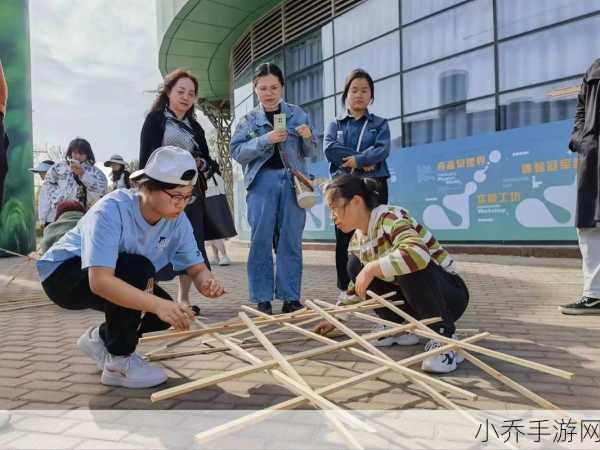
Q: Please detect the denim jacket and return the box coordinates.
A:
[324,111,390,179]
[230,102,317,188]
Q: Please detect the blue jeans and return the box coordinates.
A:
[246,168,306,303]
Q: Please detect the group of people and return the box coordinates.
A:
[0,53,597,395]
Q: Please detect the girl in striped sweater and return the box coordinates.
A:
[314,175,470,374]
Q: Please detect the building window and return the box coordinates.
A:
[286,64,323,105]
[499,78,580,130]
[402,0,493,69]
[334,31,400,91]
[403,97,496,146]
[334,0,399,54]
[403,47,495,114]
[285,32,321,75]
[401,0,465,24]
[370,75,402,119]
[497,0,600,38]
[498,15,600,91]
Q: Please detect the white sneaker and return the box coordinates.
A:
[218,255,231,266]
[77,326,108,371]
[421,339,458,374]
[337,290,360,305]
[101,353,167,388]
[371,323,420,347]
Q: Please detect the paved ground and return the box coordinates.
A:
[0,245,598,416]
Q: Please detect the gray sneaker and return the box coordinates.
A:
[101,353,167,388]
[77,326,109,371]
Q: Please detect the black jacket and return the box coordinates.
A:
[139,109,217,189]
[569,59,600,228]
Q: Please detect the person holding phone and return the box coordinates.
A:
[230,63,317,315]
[42,137,107,224]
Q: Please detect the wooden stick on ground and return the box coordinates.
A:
[152,317,441,402]
[194,333,489,445]
[366,290,574,380]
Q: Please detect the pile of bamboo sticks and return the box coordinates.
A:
[140,290,575,450]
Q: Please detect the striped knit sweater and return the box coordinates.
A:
[348,205,456,285]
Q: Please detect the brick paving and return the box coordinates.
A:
[0,245,599,417]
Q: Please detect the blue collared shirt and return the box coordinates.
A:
[324,110,391,179]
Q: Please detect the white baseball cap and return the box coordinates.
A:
[103,154,127,167]
[130,146,198,185]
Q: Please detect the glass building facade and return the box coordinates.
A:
[229,0,600,242]
[234,0,599,153]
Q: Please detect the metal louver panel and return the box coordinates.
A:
[334,0,363,15]
[251,7,283,60]
[284,0,332,42]
[232,32,252,79]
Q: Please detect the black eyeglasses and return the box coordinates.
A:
[162,190,196,205]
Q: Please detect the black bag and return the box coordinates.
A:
[203,193,237,240]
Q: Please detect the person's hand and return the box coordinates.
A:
[155,298,194,330]
[295,124,312,140]
[266,129,288,144]
[200,277,225,298]
[313,321,336,336]
[363,165,376,172]
[70,162,83,177]
[342,156,358,169]
[354,262,379,299]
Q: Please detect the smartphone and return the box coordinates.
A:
[274,113,286,131]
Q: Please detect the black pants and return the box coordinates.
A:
[336,178,389,290]
[348,255,469,337]
[41,253,172,355]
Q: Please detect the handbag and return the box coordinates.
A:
[278,143,317,209]
[203,174,237,240]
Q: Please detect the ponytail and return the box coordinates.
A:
[325,175,379,210]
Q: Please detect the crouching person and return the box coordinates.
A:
[314,175,469,374]
[36,146,225,388]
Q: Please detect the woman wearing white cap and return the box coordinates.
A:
[104,154,131,191]
[29,160,55,226]
[37,146,226,389]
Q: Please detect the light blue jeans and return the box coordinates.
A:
[246,168,306,304]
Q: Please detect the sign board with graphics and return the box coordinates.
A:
[234,119,577,242]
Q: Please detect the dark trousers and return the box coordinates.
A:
[348,255,469,337]
[336,178,389,290]
[41,253,172,355]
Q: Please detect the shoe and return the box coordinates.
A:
[421,339,458,374]
[452,334,465,363]
[257,301,273,315]
[77,326,109,371]
[101,353,167,388]
[218,255,231,266]
[559,296,600,315]
[337,290,360,306]
[371,323,419,347]
[282,301,303,314]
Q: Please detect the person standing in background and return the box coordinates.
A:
[561,58,600,315]
[230,63,317,315]
[139,68,218,307]
[42,137,107,224]
[0,58,9,208]
[324,69,391,303]
[104,154,131,191]
[28,159,55,227]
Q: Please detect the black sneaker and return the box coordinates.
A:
[257,301,272,315]
[559,297,600,315]
[281,301,303,314]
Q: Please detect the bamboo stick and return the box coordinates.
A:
[238,312,374,436]
[366,290,574,380]
[194,333,488,445]
[141,300,404,343]
[243,303,476,401]
[151,317,441,402]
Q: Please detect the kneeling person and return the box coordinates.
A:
[314,175,469,374]
[37,146,225,388]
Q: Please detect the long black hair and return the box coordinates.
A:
[66,138,96,164]
[341,68,375,106]
[325,175,380,210]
